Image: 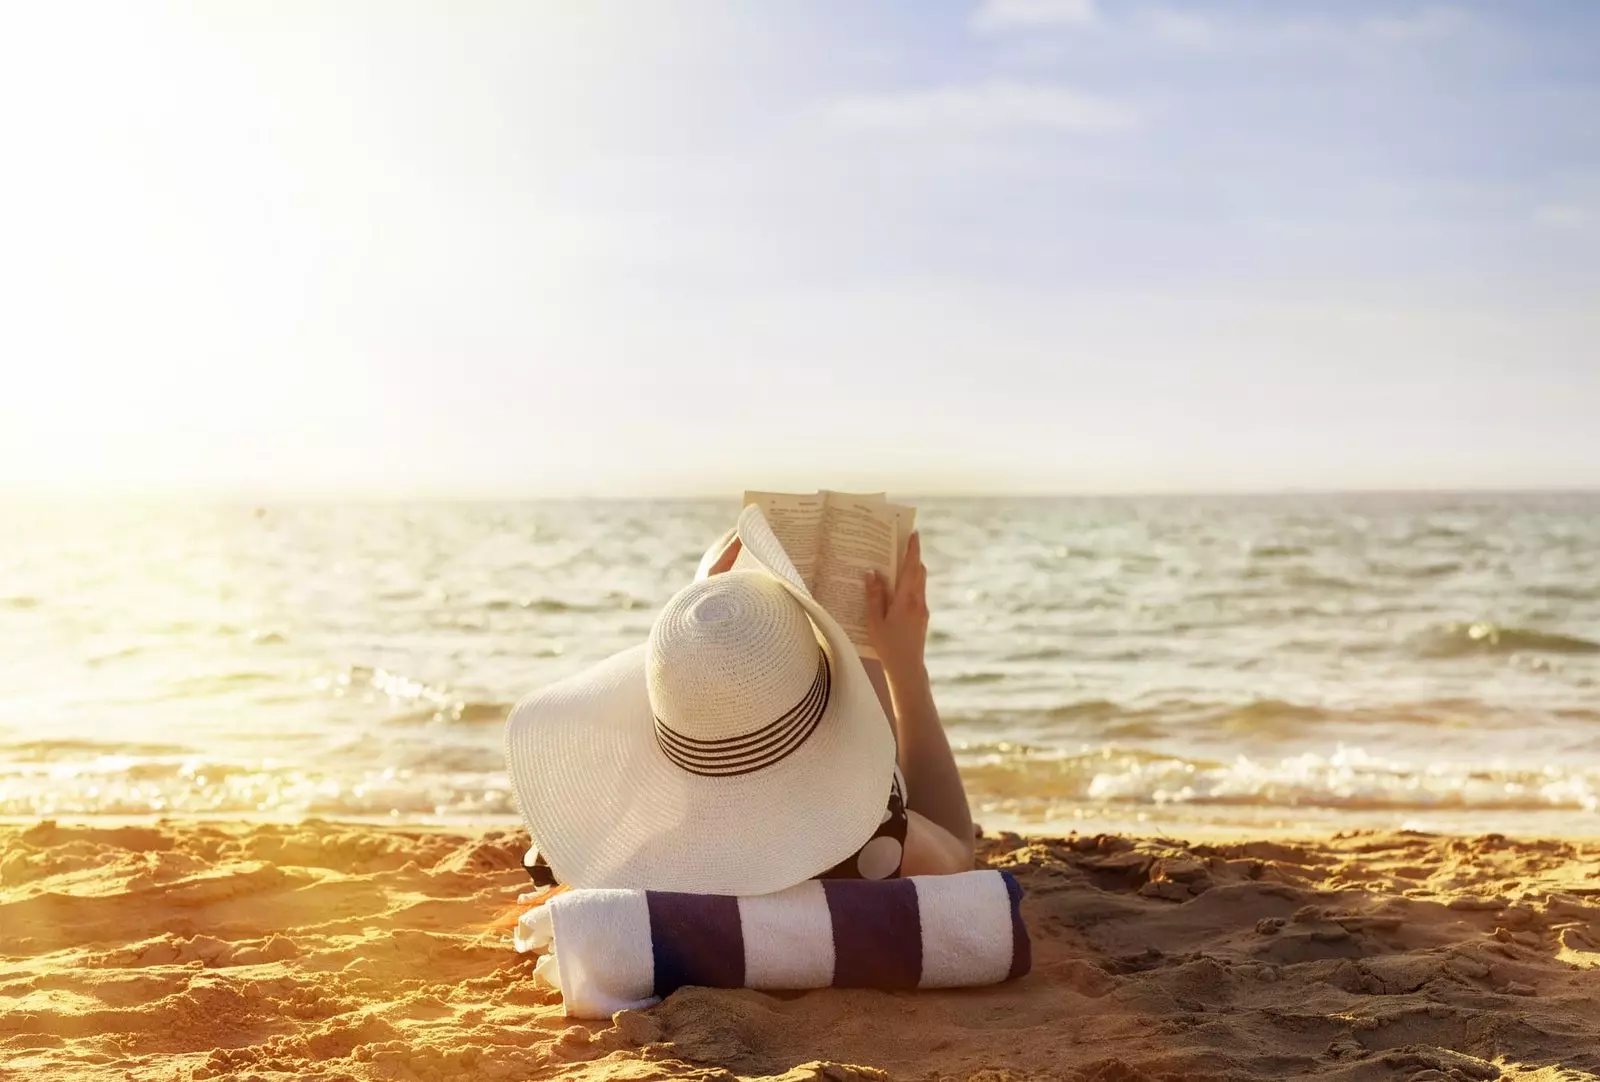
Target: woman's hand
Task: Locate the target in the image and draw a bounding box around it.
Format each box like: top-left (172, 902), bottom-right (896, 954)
top-left (695, 530), bottom-right (741, 580)
top-left (864, 531), bottom-right (928, 685)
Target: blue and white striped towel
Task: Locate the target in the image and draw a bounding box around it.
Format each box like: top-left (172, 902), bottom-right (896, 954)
top-left (514, 870), bottom-right (1030, 1018)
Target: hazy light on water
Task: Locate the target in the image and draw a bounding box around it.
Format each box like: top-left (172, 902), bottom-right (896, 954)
top-left (2, 495), bottom-right (1599, 836)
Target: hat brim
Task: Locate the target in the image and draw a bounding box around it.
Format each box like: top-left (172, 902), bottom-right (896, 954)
top-left (504, 505), bottom-right (896, 896)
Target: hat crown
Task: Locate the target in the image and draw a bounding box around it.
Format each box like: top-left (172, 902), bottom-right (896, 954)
top-left (647, 571), bottom-right (823, 743)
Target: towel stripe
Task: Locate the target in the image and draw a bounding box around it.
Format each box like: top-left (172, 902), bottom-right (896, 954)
top-left (647, 890), bottom-right (745, 993)
top-left (912, 870), bottom-right (1014, 987)
top-left (821, 877), bottom-right (922, 989)
top-left (1002, 871), bottom-right (1031, 981)
top-left (737, 880), bottom-right (835, 989)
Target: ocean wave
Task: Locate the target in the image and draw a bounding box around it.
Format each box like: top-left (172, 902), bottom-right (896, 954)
top-left (949, 671), bottom-right (1007, 685)
top-left (0, 761), bottom-right (517, 818)
top-left (1003, 646), bottom-right (1071, 662)
top-left (321, 666), bottom-right (515, 726)
top-left (1097, 718), bottom-right (1170, 741)
top-left (1248, 543), bottom-right (1312, 559)
top-left (1284, 570), bottom-right (1359, 591)
top-left (962, 745), bottom-right (1600, 815)
top-left (1530, 583), bottom-right (1600, 602)
top-left (1041, 699), bottom-right (1129, 723)
top-left (1031, 704), bottom-right (1173, 741)
top-left (452, 700), bottom-right (515, 724)
top-left (8, 739), bottom-right (1594, 822)
top-left (1033, 546), bottom-right (1098, 561)
top-left (318, 665), bottom-right (463, 723)
top-left (955, 739), bottom-right (1050, 758)
top-left (390, 743), bottom-right (506, 773)
top-left (0, 739), bottom-right (194, 762)
top-left (948, 700), bottom-right (1145, 736)
top-left (86, 644), bottom-right (150, 666)
top-left (1212, 699), bottom-right (1330, 739)
top-left (481, 597), bottom-right (577, 613)
top-left (169, 671), bottom-right (283, 694)
top-left (483, 594), bottom-right (651, 614)
top-left (1368, 560), bottom-right (1464, 580)
top-left (1415, 622), bottom-right (1600, 658)
top-left (950, 696), bottom-right (1504, 744)
top-left (1410, 523), bottom-right (1471, 542)
top-left (385, 700), bottom-right (516, 726)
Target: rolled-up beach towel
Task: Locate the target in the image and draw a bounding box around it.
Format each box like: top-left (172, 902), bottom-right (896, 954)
top-left (513, 869), bottom-right (1030, 1018)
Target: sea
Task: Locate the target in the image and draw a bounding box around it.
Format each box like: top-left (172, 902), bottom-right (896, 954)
top-left (3, 494), bottom-right (1599, 839)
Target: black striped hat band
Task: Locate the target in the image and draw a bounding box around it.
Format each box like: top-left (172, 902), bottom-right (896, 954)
top-left (654, 649), bottom-right (831, 777)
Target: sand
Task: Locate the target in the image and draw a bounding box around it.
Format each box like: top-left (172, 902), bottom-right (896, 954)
top-left (2, 821), bottom-right (1598, 1082)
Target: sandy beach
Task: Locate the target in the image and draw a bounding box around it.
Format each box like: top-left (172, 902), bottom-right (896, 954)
top-left (1, 820), bottom-right (1596, 1081)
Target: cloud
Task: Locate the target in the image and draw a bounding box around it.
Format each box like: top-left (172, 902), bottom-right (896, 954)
top-left (1362, 5), bottom-right (1473, 43)
top-left (970, 0), bottom-right (1096, 33)
top-left (827, 81), bottom-right (1136, 134)
top-left (1132, 6), bottom-right (1475, 57)
top-left (1535, 204), bottom-right (1594, 230)
top-left (1143, 9), bottom-right (1217, 48)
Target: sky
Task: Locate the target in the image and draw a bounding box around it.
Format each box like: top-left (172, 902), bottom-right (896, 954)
top-left (1, 0), bottom-right (1597, 497)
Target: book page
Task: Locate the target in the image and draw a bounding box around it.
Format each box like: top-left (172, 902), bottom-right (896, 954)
top-left (812, 493), bottom-right (904, 656)
top-left (741, 490), bottom-right (825, 590)
top-left (820, 492), bottom-right (916, 583)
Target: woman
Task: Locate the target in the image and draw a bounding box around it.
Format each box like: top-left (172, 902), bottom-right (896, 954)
top-left (505, 505), bottom-right (973, 897)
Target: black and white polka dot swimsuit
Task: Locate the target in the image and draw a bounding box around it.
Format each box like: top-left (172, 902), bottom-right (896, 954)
top-left (523, 768), bottom-right (908, 888)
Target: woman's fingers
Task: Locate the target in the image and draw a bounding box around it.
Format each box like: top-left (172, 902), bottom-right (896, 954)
top-left (695, 527), bottom-right (738, 581)
top-left (863, 571), bottom-right (888, 632)
top-left (897, 532), bottom-right (926, 603)
top-left (707, 536), bottom-right (742, 576)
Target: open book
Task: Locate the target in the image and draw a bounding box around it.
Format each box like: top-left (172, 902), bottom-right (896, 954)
top-left (742, 490), bottom-right (916, 660)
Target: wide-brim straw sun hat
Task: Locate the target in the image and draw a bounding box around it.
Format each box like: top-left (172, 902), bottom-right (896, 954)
top-left (504, 504), bottom-right (896, 896)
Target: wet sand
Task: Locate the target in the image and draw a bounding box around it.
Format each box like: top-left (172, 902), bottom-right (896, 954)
top-left (2, 820), bottom-right (1598, 1081)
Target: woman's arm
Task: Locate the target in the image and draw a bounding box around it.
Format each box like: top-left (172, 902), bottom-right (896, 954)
top-left (901, 810), bottom-right (975, 876)
top-left (861, 658), bottom-right (896, 733)
top-left (879, 656), bottom-right (973, 851)
top-left (866, 533), bottom-right (975, 867)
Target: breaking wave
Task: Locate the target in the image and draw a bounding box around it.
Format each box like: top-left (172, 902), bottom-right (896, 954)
top-left (961, 745), bottom-right (1600, 816)
top-left (1415, 622), bottom-right (1600, 658)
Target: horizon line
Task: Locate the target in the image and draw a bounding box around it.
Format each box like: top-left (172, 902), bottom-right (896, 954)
top-left (5, 485), bottom-right (1600, 504)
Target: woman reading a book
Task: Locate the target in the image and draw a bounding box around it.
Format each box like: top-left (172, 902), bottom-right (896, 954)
top-left (505, 505), bottom-right (974, 897)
